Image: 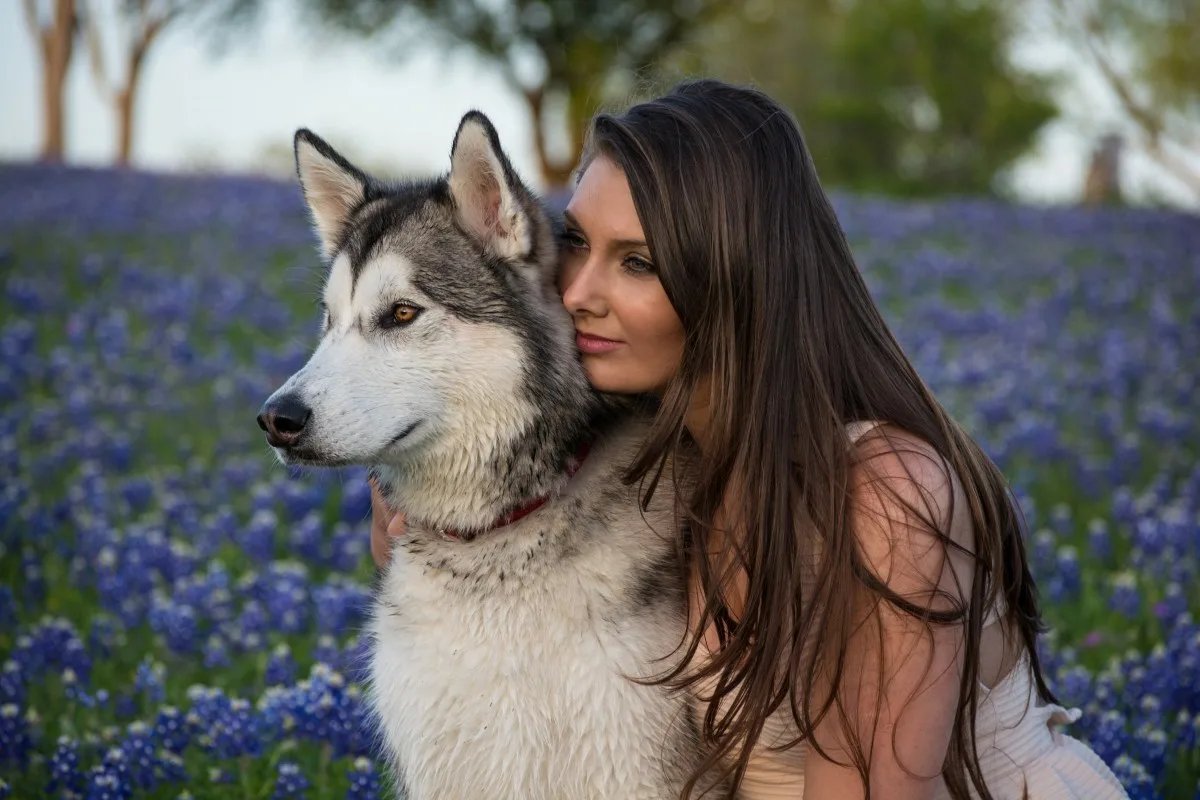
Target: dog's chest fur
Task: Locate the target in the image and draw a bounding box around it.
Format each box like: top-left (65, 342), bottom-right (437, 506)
top-left (368, 419), bottom-right (716, 799)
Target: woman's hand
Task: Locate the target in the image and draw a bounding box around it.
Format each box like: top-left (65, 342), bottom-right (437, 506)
top-left (369, 477), bottom-right (407, 569)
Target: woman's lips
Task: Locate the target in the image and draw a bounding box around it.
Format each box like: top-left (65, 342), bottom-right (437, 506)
top-left (575, 331), bottom-right (624, 354)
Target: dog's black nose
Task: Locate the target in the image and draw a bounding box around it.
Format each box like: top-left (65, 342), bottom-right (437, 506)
top-left (257, 395), bottom-right (311, 448)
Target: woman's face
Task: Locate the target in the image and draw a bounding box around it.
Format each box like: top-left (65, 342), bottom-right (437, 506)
top-left (556, 155), bottom-right (685, 395)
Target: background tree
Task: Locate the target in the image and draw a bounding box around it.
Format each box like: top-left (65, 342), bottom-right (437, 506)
top-left (1040, 0), bottom-right (1199, 202)
top-left (672, 0), bottom-right (1057, 197)
top-left (81, 0), bottom-right (183, 167)
top-left (80, 0), bottom-right (264, 167)
top-left (22, 0), bottom-right (80, 162)
top-left (301, 0), bottom-right (727, 189)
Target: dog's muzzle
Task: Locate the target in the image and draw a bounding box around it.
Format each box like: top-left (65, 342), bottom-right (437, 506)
top-left (257, 394), bottom-right (311, 448)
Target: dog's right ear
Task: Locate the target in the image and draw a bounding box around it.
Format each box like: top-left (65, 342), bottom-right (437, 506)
top-left (294, 129), bottom-right (369, 261)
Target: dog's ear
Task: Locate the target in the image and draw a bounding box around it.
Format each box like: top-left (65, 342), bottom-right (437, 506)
top-left (448, 111), bottom-right (533, 260)
top-left (294, 129), bottom-right (369, 261)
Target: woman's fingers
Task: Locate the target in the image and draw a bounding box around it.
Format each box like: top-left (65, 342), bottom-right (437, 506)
top-left (369, 477), bottom-right (398, 570)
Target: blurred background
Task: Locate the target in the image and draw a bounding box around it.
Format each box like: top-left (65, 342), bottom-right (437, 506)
top-left (3, 0), bottom-right (1198, 208)
top-left (2, 3), bottom-right (1199, 800)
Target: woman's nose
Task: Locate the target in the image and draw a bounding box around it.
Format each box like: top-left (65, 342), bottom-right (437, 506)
top-left (560, 256), bottom-right (607, 318)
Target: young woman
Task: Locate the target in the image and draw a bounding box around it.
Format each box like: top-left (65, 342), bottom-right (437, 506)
top-left (369, 79), bottom-right (1127, 800)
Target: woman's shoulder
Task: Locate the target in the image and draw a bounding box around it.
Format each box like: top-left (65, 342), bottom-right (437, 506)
top-left (842, 418), bottom-right (976, 602)
top-left (843, 418), bottom-right (958, 505)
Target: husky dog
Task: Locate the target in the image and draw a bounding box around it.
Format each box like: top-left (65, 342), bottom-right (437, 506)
top-left (257, 113), bottom-right (720, 799)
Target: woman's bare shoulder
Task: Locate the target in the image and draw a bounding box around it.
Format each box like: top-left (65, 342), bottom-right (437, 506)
top-left (845, 421), bottom-right (976, 606)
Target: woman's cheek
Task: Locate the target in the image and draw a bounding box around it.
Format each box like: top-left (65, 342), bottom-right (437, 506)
top-left (555, 257), bottom-right (574, 298)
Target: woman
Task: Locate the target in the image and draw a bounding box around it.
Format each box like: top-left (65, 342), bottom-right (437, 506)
top-left (368, 79), bottom-right (1126, 800)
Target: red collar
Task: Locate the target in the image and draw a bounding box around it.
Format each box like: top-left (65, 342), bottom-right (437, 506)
top-left (439, 440), bottom-right (592, 541)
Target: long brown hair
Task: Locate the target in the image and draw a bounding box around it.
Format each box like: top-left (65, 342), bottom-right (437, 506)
top-left (577, 79), bottom-right (1053, 799)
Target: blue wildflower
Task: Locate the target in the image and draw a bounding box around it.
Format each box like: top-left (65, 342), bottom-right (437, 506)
top-left (346, 756), bottom-right (382, 800)
top-left (1089, 709), bottom-right (1127, 766)
top-left (271, 760), bottom-right (310, 799)
top-left (266, 643), bottom-right (297, 687)
top-left (1108, 572), bottom-right (1141, 618)
top-left (203, 633), bottom-right (232, 669)
top-left (153, 705), bottom-right (190, 754)
top-left (1110, 755), bottom-right (1156, 800)
top-left (1131, 722), bottom-right (1168, 776)
top-left (48, 735), bottom-right (84, 794)
top-left (313, 634), bottom-right (340, 666)
top-left (0, 661), bottom-right (23, 707)
top-left (134, 657), bottom-right (166, 704)
top-left (0, 703), bottom-right (33, 768)
top-left (120, 721), bottom-right (159, 789)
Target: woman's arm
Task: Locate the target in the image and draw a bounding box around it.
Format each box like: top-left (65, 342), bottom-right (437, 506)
top-left (804, 428), bottom-right (976, 800)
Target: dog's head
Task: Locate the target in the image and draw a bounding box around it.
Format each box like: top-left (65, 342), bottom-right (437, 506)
top-left (257, 112), bottom-right (586, 475)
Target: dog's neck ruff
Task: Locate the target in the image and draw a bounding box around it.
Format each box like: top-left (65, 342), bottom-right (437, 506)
top-left (437, 440), bottom-right (593, 542)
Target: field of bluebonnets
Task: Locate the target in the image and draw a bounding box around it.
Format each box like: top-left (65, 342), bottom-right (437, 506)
top-left (0, 160), bottom-right (1197, 800)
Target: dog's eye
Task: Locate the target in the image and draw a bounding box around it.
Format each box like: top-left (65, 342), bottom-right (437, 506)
top-left (391, 303), bottom-right (421, 326)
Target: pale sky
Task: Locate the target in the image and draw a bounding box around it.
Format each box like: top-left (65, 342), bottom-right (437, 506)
top-left (1, 2), bottom-right (1194, 208)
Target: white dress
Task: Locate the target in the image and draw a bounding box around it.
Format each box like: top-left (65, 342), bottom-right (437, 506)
top-left (684, 421), bottom-right (1128, 799)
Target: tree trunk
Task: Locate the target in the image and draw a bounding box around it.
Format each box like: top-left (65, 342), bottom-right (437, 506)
top-left (522, 84), bottom-right (577, 190)
top-left (30, 0), bottom-right (78, 162)
top-left (115, 86), bottom-right (134, 166)
top-left (117, 10), bottom-right (171, 167)
top-left (41, 53), bottom-right (66, 161)
top-left (115, 33), bottom-right (149, 167)
top-left (1082, 134), bottom-right (1122, 206)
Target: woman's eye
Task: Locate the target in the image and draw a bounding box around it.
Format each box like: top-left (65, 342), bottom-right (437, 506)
top-left (560, 230), bottom-right (587, 250)
top-left (622, 255), bottom-right (656, 275)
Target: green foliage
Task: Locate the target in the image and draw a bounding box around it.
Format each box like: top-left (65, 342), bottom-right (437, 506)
top-left (301, 0), bottom-right (726, 186)
top-left (673, 0), bottom-right (1057, 196)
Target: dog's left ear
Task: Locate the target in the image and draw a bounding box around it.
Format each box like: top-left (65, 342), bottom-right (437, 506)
top-left (294, 129), bottom-right (370, 261)
top-left (448, 111), bottom-right (533, 260)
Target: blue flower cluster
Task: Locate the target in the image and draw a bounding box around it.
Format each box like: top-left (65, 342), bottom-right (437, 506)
top-left (1, 163), bottom-right (1197, 798)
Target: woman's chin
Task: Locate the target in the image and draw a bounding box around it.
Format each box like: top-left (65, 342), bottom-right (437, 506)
top-left (581, 361), bottom-right (651, 395)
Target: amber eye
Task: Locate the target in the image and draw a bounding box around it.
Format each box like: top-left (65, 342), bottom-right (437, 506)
top-left (392, 304), bottom-right (420, 325)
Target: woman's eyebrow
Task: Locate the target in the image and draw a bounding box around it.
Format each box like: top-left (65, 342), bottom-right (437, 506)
top-left (562, 209), bottom-right (648, 249)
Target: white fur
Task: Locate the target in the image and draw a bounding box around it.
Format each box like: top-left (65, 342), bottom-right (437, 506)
top-left (267, 252), bottom-right (531, 501)
top-left (368, 422), bottom-right (709, 799)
